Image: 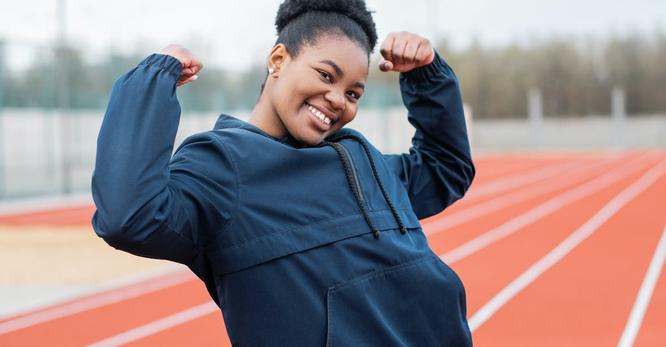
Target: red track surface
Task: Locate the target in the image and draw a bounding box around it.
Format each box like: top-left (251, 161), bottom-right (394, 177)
top-left (1, 151), bottom-right (664, 346)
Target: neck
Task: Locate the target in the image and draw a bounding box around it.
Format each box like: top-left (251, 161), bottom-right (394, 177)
top-left (248, 99), bottom-right (288, 138)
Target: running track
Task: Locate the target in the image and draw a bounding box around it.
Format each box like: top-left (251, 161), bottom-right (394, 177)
top-left (1, 151), bottom-right (665, 346)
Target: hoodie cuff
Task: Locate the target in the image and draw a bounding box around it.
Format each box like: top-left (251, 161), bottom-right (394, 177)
top-left (138, 53), bottom-right (183, 79)
top-left (401, 50), bottom-right (450, 83)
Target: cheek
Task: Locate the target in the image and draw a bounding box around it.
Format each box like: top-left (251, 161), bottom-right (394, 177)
top-left (340, 107), bottom-right (358, 126)
top-left (271, 81), bottom-right (303, 113)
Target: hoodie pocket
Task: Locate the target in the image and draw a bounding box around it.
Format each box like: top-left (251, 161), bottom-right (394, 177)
top-left (325, 254), bottom-right (472, 347)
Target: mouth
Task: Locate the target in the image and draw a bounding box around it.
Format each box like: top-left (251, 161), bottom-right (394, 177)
top-left (305, 102), bottom-right (336, 126)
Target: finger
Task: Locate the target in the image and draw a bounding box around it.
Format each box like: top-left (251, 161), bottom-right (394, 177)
top-left (178, 72), bottom-right (193, 82)
top-left (413, 45), bottom-right (426, 64)
top-left (190, 58), bottom-right (204, 74)
top-left (415, 45), bottom-right (434, 65)
top-left (177, 74), bottom-right (198, 87)
top-left (392, 36), bottom-right (407, 65)
top-left (378, 59), bottom-right (393, 72)
top-left (183, 63), bottom-right (202, 76)
top-left (379, 33), bottom-right (395, 63)
top-left (404, 41), bottom-right (420, 65)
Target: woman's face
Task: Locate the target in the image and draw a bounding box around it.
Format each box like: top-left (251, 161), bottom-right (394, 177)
top-left (268, 35), bottom-right (369, 145)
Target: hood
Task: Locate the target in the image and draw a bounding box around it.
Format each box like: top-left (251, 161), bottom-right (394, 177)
top-left (211, 113), bottom-right (407, 240)
top-left (212, 113), bottom-right (356, 149)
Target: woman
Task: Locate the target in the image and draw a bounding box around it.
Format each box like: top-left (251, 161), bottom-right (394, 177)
top-left (92, 0), bottom-right (475, 345)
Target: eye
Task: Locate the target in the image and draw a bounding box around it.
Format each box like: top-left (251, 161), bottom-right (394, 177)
top-left (346, 91), bottom-right (360, 101)
top-left (318, 70), bottom-right (332, 82)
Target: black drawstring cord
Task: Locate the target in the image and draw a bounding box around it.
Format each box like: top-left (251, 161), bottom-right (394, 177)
top-left (331, 134), bottom-right (408, 235)
top-left (322, 141), bottom-right (381, 240)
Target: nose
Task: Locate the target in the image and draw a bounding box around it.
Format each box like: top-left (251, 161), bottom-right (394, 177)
top-left (324, 89), bottom-right (346, 112)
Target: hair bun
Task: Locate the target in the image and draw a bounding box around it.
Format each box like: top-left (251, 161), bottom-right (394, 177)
top-left (275, 0), bottom-right (376, 49)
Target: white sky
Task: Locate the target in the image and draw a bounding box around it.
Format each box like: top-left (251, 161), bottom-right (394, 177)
top-left (1, 0), bottom-right (664, 71)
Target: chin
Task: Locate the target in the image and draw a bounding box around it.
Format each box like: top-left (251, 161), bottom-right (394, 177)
top-left (293, 132), bottom-right (324, 146)
top-left (286, 123), bottom-right (327, 147)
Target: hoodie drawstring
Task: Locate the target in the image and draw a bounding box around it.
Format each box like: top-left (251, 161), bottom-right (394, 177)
top-left (322, 135), bottom-right (408, 240)
top-left (336, 135), bottom-right (407, 235)
top-left (323, 141), bottom-right (381, 239)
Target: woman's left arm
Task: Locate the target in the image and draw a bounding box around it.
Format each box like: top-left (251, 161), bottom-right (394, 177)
top-left (379, 32), bottom-right (475, 219)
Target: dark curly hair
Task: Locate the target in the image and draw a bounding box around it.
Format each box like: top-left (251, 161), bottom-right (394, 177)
top-left (274, 0), bottom-right (378, 58)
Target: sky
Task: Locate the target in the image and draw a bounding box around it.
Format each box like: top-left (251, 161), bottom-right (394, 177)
top-left (0, 0), bottom-right (664, 71)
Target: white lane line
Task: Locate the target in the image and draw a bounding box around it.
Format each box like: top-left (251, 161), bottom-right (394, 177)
top-left (424, 155), bottom-right (626, 235)
top-left (617, 225), bottom-right (666, 347)
top-left (0, 269), bottom-right (193, 335)
top-left (468, 158), bottom-right (666, 332)
top-left (0, 263), bottom-right (188, 321)
top-left (85, 302), bottom-right (218, 347)
top-left (464, 160), bottom-right (593, 200)
top-left (440, 154), bottom-right (655, 264)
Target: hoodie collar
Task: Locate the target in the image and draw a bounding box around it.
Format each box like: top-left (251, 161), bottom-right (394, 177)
top-left (213, 114), bottom-right (303, 147)
top-left (213, 113), bottom-right (355, 148)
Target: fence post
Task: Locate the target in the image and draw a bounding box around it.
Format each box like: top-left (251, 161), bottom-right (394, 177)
top-left (56, 0), bottom-right (72, 194)
top-left (0, 40), bottom-right (5, 198)
top-left (528, 88), bottom-right (543, 149)
top-left (611, 86), bottom-right (626, 150)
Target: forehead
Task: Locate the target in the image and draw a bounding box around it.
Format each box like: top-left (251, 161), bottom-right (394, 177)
top-left (294, 35), bottom-right (369, 76)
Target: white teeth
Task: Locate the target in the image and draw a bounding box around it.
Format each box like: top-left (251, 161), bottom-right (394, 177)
top-left (307, 104), bottom-right (332, 126)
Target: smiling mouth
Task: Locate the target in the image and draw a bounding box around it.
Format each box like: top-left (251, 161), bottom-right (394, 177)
top-left (306, 103), bottom-right (334, 126)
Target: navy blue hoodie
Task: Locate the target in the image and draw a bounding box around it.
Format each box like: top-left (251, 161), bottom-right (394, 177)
top-left (92, 51), bottom-right (475, 346)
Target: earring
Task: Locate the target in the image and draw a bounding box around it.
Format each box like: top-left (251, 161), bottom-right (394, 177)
top-left (268, 67), bottom-right (275, 74)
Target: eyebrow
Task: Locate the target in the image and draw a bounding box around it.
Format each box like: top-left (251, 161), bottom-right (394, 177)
top-left (319, 60), bottom-right (365, 90)
top-left (319, 60), bottom-right (344, 77)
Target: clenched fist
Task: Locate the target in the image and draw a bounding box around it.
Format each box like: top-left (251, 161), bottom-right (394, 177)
top-left (378, 32), bottom-right (435, 73)
top-left (158, 44), bottom-right (203, 87)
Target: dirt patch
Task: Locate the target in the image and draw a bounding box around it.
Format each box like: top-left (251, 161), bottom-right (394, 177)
top-left (0, 225), bottom-right (172, 285)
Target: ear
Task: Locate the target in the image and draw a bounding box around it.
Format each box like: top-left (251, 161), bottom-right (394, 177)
top-left (267, 44), bottom-right (289, 77)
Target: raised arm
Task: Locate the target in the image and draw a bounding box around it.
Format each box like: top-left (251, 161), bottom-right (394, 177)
top-left (91, 47), bottom-right (235, 267)
top-left (379, 32), bottom-right (475, 220)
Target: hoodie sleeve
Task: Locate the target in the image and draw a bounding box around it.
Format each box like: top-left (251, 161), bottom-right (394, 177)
top-left (383, 51), bottom-right (475, 220)
top-left (91, 54), bottom-right (237, 266)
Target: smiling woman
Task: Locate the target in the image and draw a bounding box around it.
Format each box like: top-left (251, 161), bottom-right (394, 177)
top-left (252, 35), bottom-right (369, 144)
top-left (91, 0), bottom-right (475, 345)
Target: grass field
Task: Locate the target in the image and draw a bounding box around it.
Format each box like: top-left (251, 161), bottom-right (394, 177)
top-left (0, 151), bottom-right (665, 346)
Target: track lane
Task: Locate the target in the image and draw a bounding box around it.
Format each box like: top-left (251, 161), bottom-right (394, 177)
top-left (0, 205), bottom-right (95, 226)
top-left (619, 225), bottom-right (666, 347)
top-left (466, 154), bottom-right (575, 183)
top-left (78, 157), bottom-right (580, 346)
top-left (445, 157), bottom-right (592, 210)
top-left (0, 278), bottom-right (211, 346)
top-left (631, 225), bottom-right (666, 346)
top-left (93, 156), bottom-right (648, 345)
top-left (2, 152), bottom-right (662, 346)
top-left (469, 159), bottom-right (666, 346)
top-left (0, 269), bottom-right (193, 326)
top-left (426, 153), bottom-right (652, 256)
top-left (447, 158), bottom-right (659, 318)
top-left (88, 303), bottom-right (225, 347)
top-left (119, 309), bottom-right (228, 347)
top-left (423, 154), bottom-right (628, 237)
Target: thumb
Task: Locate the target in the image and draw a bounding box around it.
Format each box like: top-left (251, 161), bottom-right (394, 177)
top-left (378, 59), bottom-right (393, 72)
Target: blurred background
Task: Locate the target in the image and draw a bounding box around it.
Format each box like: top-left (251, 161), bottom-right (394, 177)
top-left (1, 1), bottom-right (665, 346)
top-left (0, 0), bottom-right (664, 199)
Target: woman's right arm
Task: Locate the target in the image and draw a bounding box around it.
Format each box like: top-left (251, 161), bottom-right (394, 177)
top-left (91, 51), bottom-right (236, 266)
